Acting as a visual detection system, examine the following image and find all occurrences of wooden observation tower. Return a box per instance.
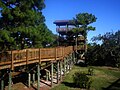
[54,20,87,61]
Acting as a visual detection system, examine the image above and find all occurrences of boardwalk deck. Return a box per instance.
[0,46,74,70]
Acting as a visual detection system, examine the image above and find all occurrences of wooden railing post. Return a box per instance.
[39,48,41,64]
[11,51,14,70]
[55,47,57,60]
[62,47,64,59]
[26,50,29,65]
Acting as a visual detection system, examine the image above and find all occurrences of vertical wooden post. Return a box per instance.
[26,50,29,66]
[70,54,73,69]
[39,48,41,64]
[8,70,12,90]
[64,58,66,75]
[1,79,4,90]
[37,64,40,90]
[28,73,31,88]
[68,56,70,71]
[11,51,14,70]
[46,71,48,81]
[57,61,59,83]
[66,57,68,72]
[60,61,62,81]
[69,55,71,70]
[51,61,53,87]
[32,73,35,84]
[73,52,75,64]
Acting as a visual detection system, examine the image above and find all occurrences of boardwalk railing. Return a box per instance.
[0,46,74,70]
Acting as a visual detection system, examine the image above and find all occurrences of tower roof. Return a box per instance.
[53,20,75,26]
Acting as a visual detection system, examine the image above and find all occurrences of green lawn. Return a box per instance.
[51,65,120,90]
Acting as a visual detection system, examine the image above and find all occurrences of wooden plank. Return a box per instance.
[39,48,41,63]
[55,48,57,61]
[26,50,29,65]
[11,51,14,70]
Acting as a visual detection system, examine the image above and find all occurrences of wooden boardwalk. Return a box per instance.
[0,46,83,90]
[0,46,75,70]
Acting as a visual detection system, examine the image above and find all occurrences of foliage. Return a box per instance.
[86,30,120,67]
[88,67,94,76]
[73,13,97,38]
[73,71,92,89]
[0,0,55,51]
[52,66,120,90]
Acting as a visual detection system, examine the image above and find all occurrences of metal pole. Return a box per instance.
[37,64,40,90]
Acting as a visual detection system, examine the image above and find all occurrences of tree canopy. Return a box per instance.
[0,0,55,51]
[86,30,120,67]
[73,13,97,38]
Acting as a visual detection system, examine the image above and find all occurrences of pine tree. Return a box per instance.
[0,0,54,51]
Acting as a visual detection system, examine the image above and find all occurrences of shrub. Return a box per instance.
[88,67,94,76]
[73,72,92,89]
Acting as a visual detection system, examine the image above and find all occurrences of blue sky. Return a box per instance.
[43,0,120,42]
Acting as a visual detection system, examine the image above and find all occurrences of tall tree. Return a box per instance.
[0,0,54,51]
[73,13,97,51]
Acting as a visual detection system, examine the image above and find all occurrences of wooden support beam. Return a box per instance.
[72,52,75,64]
[51,61,53,87]
[1,79,4,90]
[45,69,50,81]
[32,73,35,84]
[37,64,40,90]
[57,61,59,83]
[64,58,66,75]
[8,70,12,90]
[28,73,31,88]
[66,57,69,72]
[70,54,72,69]
[60,61,62,81]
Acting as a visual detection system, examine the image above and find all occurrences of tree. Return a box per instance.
[86,30,120,67]
[73,13,97,52]
[73,13,97,37]
[0,0,54,51]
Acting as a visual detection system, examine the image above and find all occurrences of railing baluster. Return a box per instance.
[11,51,14,70]
[39,48,41,63]
[26,50,29,65]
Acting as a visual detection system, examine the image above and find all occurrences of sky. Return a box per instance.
[42,0,120,42]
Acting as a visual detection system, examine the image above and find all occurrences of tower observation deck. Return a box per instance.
[54,20,87,61]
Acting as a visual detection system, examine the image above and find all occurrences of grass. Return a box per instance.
[51,65,120,90]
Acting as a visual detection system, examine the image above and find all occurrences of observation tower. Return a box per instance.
[54,20,87,61]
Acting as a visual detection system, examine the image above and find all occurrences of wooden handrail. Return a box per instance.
[0,46,75,70]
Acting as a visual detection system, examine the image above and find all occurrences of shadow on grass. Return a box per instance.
[102,78,120,90]
[62,82,75,88]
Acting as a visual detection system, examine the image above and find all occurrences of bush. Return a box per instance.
[73,72,92,89]
[88,67,94,76]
